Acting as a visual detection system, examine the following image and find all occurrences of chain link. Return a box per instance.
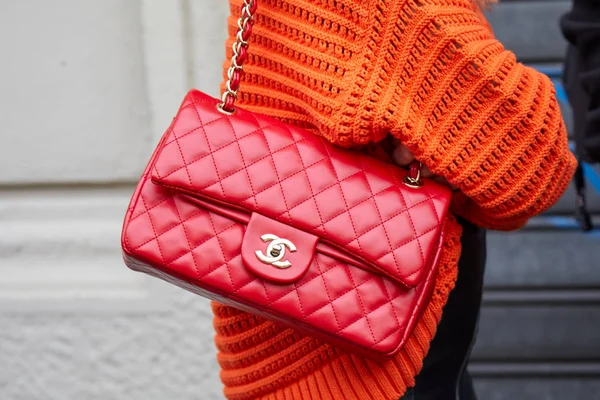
[403,162,424,188]
[218,0,257,115]
[217,0,424,187]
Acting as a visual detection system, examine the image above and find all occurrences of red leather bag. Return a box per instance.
[121,0,452,360]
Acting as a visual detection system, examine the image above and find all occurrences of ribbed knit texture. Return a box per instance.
[213,0,577,398]
[222,0,577,230]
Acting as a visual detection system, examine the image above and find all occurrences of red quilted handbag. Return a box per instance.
[121,0,452,360]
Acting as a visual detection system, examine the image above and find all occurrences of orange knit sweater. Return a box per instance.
[213,1,577,399]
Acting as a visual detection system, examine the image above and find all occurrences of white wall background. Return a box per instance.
[0,1,229,399]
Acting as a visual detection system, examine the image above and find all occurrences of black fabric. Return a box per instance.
[400,218,487,400]
[561,0,600,163]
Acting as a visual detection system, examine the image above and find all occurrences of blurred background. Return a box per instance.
[1,1,599,399]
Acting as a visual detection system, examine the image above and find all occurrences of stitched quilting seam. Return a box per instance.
[188,94,228,199]
[389,161,428,270]
[128,199,424,350]
[320,140,364,260]
[132,182,445,284]
[170,126,194,187]
[266,270,404,349]
[358,157,404,279]
[197,253,244,284]
[379,270,404,345]
[155,113,284,181]
[273,184,446,252]
[170,195,203,281]
[132,187,445,282]
[123,178,153,252]
[259,279,273,311]
[232,254,343,300]
[157,119,445,233]
[134,214,238,269]
[139,194,167,266]
[305,256,342,331]
[160,123,204,148]
[341,254,379,345]
[225,114,260,211]
[263,259,394,323]
[204,253,403,349]
[153,109,447,275]
[128,192,173,223]
[129,204,229,252]
[207,210,239,290]
[249,110,294,221]
[293,127,330,238]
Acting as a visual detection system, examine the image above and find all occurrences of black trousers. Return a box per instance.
[400,218,487,400]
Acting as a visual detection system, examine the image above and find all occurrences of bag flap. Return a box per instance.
[150,90,452,288]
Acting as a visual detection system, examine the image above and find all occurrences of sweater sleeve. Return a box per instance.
[402,73,575,230]
[385,12,577,231]
[404,64,576,231]
[225,0,576,231]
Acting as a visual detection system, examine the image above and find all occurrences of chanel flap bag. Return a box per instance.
[121,0,452,359]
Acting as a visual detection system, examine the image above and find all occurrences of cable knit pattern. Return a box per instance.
[213,0,577,398]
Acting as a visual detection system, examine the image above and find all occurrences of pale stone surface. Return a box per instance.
[0,186,225,398]
[0,0,153,184]
[140,0,190,144]
[188,0,230,98]
[0,1,227,399]
[0,188,149,309]
[0,292,224,400]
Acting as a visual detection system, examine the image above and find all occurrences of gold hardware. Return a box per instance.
[403,176,423,188]
[217,0,256,114]
[269,245,282,258]
[255,234,297,269]
[216,103,235,116]
[403,162,423,188]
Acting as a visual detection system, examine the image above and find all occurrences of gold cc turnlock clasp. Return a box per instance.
[255,234,297,269]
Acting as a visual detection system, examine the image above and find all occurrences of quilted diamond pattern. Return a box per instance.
[121,90,451,358]
[152,90,451,287]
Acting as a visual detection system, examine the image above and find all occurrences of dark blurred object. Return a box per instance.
[561,0,600,163]
[561,0,600,230]
[574,162,594,231]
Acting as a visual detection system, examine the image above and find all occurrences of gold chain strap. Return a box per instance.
[216,0,423,188]
[217,0,257,115]
[403,162,424,188]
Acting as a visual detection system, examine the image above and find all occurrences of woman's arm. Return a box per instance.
[400,63,576,231]
[387,12,577,231]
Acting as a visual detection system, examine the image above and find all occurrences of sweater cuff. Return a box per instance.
[406,67,578,231]
[448,151,577,231]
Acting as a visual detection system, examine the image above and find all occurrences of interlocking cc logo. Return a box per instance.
[255,234,297,269]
